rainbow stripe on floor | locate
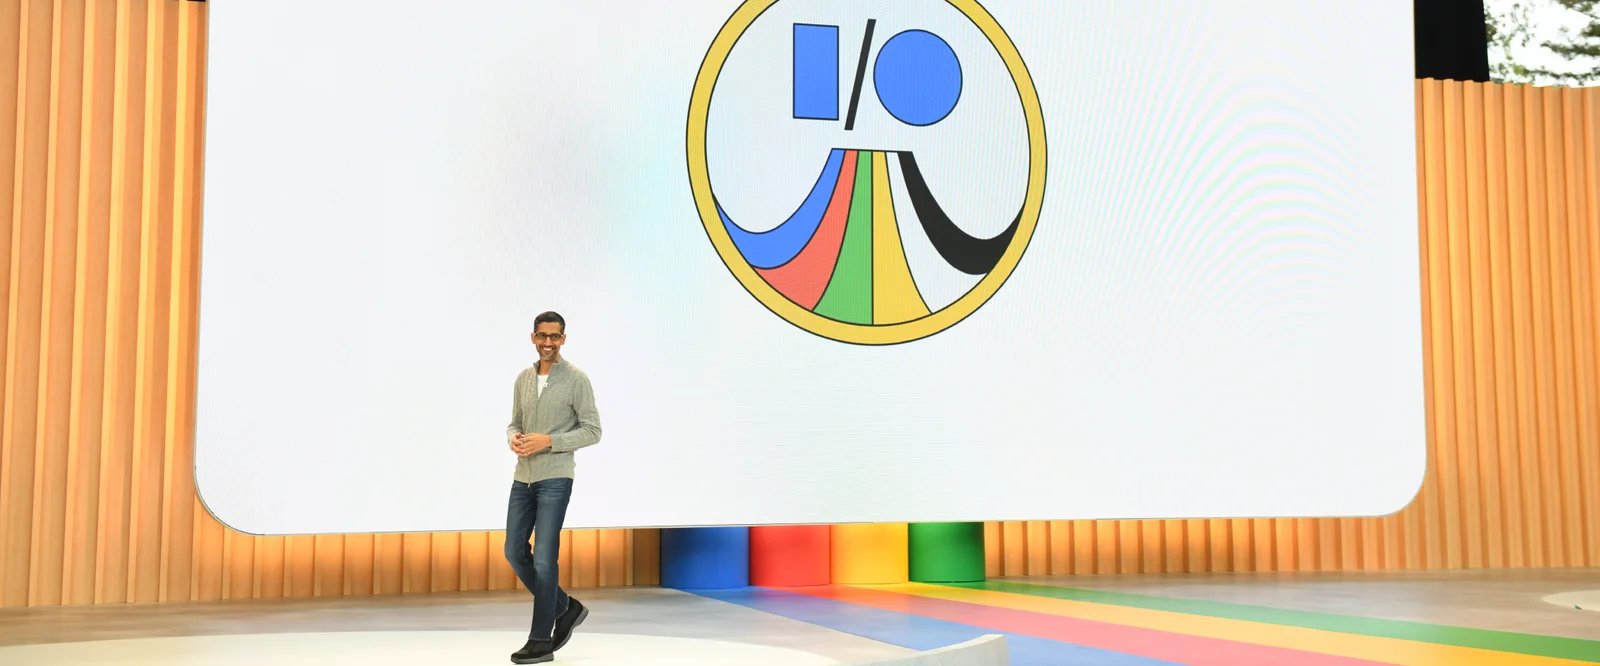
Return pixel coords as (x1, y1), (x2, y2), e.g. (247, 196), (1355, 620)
(693, 581), (1600, 665)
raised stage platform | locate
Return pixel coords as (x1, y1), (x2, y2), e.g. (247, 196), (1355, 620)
(2, 569), (1597, 665)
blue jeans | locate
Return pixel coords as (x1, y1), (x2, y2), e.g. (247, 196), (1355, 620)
(505, 478), (573, 640)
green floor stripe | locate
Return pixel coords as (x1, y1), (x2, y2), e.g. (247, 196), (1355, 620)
(944, 581), (1600, 663)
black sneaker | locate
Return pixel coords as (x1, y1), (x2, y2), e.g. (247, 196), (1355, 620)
(552, 598), (589, 651)
(510, 639), (553, 664)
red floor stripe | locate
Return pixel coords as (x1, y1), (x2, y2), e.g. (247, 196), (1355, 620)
(780, 586), (1394, 666)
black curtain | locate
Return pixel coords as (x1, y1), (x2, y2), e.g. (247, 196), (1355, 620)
(1415, 0), (1490, 81)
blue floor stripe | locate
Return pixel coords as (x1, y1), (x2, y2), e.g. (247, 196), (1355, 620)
(691, 587), (1183, 666)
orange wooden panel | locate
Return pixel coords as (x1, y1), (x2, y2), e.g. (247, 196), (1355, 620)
(1581, 90), (1600, 565)
(1466, 82), (1501, 569)
(1209, 521), (1232, 573)
(3, 5), (1600, 606)
(1251, 518), (1275, 572)
(569, 529), (598, 589)
(459, 531), (489, 592)
(313, 535), (344, 597)
(124, 0), (172, 606)
(1406, 81), (1434, 574)
(1137, 521), (1161, 574)
(3, 0), (55, 610)
(1002, 521), (1027, 577)
(401, 532), (430, 594)
(223, 528), (252, 599)
(1071, 521), (1095, 575)
(284, 535), (314, 598)
(1357, 518), (1381, 571)
(1540, 87), (1585, 567)
(1530, 88), (1572, 567)
(1117, 522), (1140, 574)
(1420, 78), (1461, 572)
(1447, 77), (1488, 570)
(88, 0), (140, 606)
(1295, 519), (1318, 571)
(1232, 520), (1255, 572)
(160, 0), (203, 604)
(343, 533), (373, 596)
(1183, 520), (1207, 573)
(487, 529), (516, 591)
(27, 0), (89, 609)
(60, 6), (113, 592)
(374, 533), (403, 595)
(597, 529), (628, 587)
(1481, 81), (1522, 569)
(1557, 88), (1596, 567)
(192, 501), (223, 601)
(1048, 521), (1072, 576)
(1088, 521), (1113, 576)
(1274, 519), (1297, 571)
(1504, 84), (1546, 567)
(631, 528), (659, 586)
(429, 532), (459, 593)
(256, 535), (284, 598)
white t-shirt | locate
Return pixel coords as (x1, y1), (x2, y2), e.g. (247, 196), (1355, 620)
(536, 373), (548, 397)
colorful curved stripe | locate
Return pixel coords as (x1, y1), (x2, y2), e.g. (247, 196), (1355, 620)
(688, 576), (1600, 666)
(889, 155), (982, 312)
(871, 151), (931, 324)
(740, 149), (985, 322)
(697, 587), (1178, 666)
(909, 583), (1587, 666)
(756, 150), (858, 309)
(814, 151), (876, 323)
(896, 152), (1020, 276)
(954, 581), (1600, 664)
(784, 585), (1386, 666)
(718, 148), (846, 269)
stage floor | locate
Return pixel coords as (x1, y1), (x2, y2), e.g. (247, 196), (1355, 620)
(1, 569), (1597, 665)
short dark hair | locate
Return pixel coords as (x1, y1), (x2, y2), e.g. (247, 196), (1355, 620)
(533, 311), (566, 333)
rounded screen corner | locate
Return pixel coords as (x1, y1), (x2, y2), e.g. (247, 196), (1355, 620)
(193, 464), (271, 537)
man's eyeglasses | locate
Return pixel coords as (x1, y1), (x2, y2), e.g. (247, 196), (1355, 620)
(534, 333), (565, 342)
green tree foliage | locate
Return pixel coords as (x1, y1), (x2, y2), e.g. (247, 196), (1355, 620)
(1488, 0), (1600, 86)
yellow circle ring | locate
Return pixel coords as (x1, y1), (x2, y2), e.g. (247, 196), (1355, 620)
(687, 0), (1046, 345)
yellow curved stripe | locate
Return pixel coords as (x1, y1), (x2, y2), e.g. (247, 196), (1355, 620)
(886, 583), (1591, 666)
(871, 152), (931, 325)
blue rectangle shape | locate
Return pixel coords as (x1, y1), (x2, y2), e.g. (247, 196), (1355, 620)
(793, 24), (839, 120)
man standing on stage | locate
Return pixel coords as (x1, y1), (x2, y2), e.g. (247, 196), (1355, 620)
(505, 311), (601, 664)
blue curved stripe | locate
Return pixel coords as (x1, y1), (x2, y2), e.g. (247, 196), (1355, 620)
(718, 149), (845, 269)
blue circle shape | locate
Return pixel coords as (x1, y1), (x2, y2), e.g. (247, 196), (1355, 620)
(873, 30), (962, 126)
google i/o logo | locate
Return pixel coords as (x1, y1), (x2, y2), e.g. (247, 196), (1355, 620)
(688, 0), (1046, 345)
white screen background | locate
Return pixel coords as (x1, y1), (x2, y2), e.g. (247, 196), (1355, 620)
(196, 0), (1424, 534)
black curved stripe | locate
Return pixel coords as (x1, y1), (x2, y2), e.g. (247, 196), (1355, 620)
(896, 152), (1020, 276)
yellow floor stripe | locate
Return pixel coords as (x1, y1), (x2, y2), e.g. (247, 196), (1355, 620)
(870, 152), (931, 324)
(885, 583), (1590, 666)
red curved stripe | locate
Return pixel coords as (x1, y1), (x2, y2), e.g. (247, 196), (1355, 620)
(757, 150), (858, 310)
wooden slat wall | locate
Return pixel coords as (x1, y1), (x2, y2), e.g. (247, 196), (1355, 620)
(3, 3), (1597, 608)
(985, 80), (1600, 578)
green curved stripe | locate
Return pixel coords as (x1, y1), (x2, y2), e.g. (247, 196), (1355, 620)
(813, 151), (874, 323)
(945, 581), (1600, 663)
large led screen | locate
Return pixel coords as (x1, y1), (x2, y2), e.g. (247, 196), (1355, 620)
(197, 0), (1424, 534)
